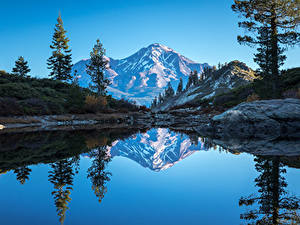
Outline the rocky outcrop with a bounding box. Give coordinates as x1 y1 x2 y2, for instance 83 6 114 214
153 60 257 112
211 98 300 139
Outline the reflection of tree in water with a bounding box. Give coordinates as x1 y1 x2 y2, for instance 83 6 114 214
13 166 32 185
240 156 300 224
87 146 111 203
48 156 79 225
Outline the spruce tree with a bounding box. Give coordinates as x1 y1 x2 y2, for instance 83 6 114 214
12 56 31 77
47 14 73 81
232 0 300 78
86 39 110 96
177 78 183 94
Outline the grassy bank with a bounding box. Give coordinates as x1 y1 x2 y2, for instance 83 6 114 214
0 71 143 116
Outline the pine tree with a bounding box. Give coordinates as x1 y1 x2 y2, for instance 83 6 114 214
186 71 194 89
158 93 163 104
151 97 158 108
254 26 286 78
177 78 183 94
86 39 110 96
232 0 300 78
12 56 31 77
47 14 73 81
165 82 175 98
191 70 199 86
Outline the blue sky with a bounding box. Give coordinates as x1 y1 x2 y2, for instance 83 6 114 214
0 0 299 77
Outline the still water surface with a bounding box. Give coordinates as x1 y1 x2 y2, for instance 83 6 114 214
0 128 299 225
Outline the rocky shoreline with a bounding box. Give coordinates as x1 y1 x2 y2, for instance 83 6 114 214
0 112 147 133
1 99 299 142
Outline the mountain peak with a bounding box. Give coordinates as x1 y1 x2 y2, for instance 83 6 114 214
72 44 209 106
147 43 174 52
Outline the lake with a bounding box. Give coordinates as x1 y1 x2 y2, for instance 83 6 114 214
0 128 299 225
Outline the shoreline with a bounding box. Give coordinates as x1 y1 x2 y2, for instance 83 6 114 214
0 112 145 133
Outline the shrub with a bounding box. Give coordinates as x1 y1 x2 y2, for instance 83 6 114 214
282 89 299 99
84 95 108 112
246 93 260 102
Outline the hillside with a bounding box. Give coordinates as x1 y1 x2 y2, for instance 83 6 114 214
0 71 140 116
72 43 210 106
153 60 257 112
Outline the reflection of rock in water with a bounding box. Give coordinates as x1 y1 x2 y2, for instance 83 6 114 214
239 156 300 224
211 138 300 156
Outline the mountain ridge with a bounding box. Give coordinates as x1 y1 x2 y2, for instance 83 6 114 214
72 43 210 106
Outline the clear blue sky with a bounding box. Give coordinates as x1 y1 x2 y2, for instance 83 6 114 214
0 0 299 77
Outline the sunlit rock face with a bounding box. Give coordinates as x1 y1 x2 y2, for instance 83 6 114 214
108 128 206 171
72 43 209 106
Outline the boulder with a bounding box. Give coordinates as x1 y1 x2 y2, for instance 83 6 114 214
212 98 300 138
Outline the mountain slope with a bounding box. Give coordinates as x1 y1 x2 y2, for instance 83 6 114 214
72 43 210 106
153 60 257 111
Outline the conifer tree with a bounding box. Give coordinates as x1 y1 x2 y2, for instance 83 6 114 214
151 97 158 108
191 70 199 86
47 14 73 81
158 93 163 104
177 78 183 94
232 0 300 78
165 82 175 98
86 39 110 96
186 71 194 89
12 56 31 77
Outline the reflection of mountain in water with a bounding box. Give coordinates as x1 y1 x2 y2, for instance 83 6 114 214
109 128 206 171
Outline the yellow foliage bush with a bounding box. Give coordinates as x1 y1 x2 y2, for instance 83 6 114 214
84 95 107 112
246 93 260 102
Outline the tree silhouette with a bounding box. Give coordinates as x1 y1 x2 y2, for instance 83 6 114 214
239 156 300 224
48 158 78 225
13 166 32 185
87 146 111 203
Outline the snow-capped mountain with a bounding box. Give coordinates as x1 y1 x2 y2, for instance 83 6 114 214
108 128 207 171
72 43 210 106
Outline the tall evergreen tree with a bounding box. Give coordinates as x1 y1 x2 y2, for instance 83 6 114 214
177 78 183 94
12 56 31 77
47 14 73 81
232 0 300 79
86 39 110 96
